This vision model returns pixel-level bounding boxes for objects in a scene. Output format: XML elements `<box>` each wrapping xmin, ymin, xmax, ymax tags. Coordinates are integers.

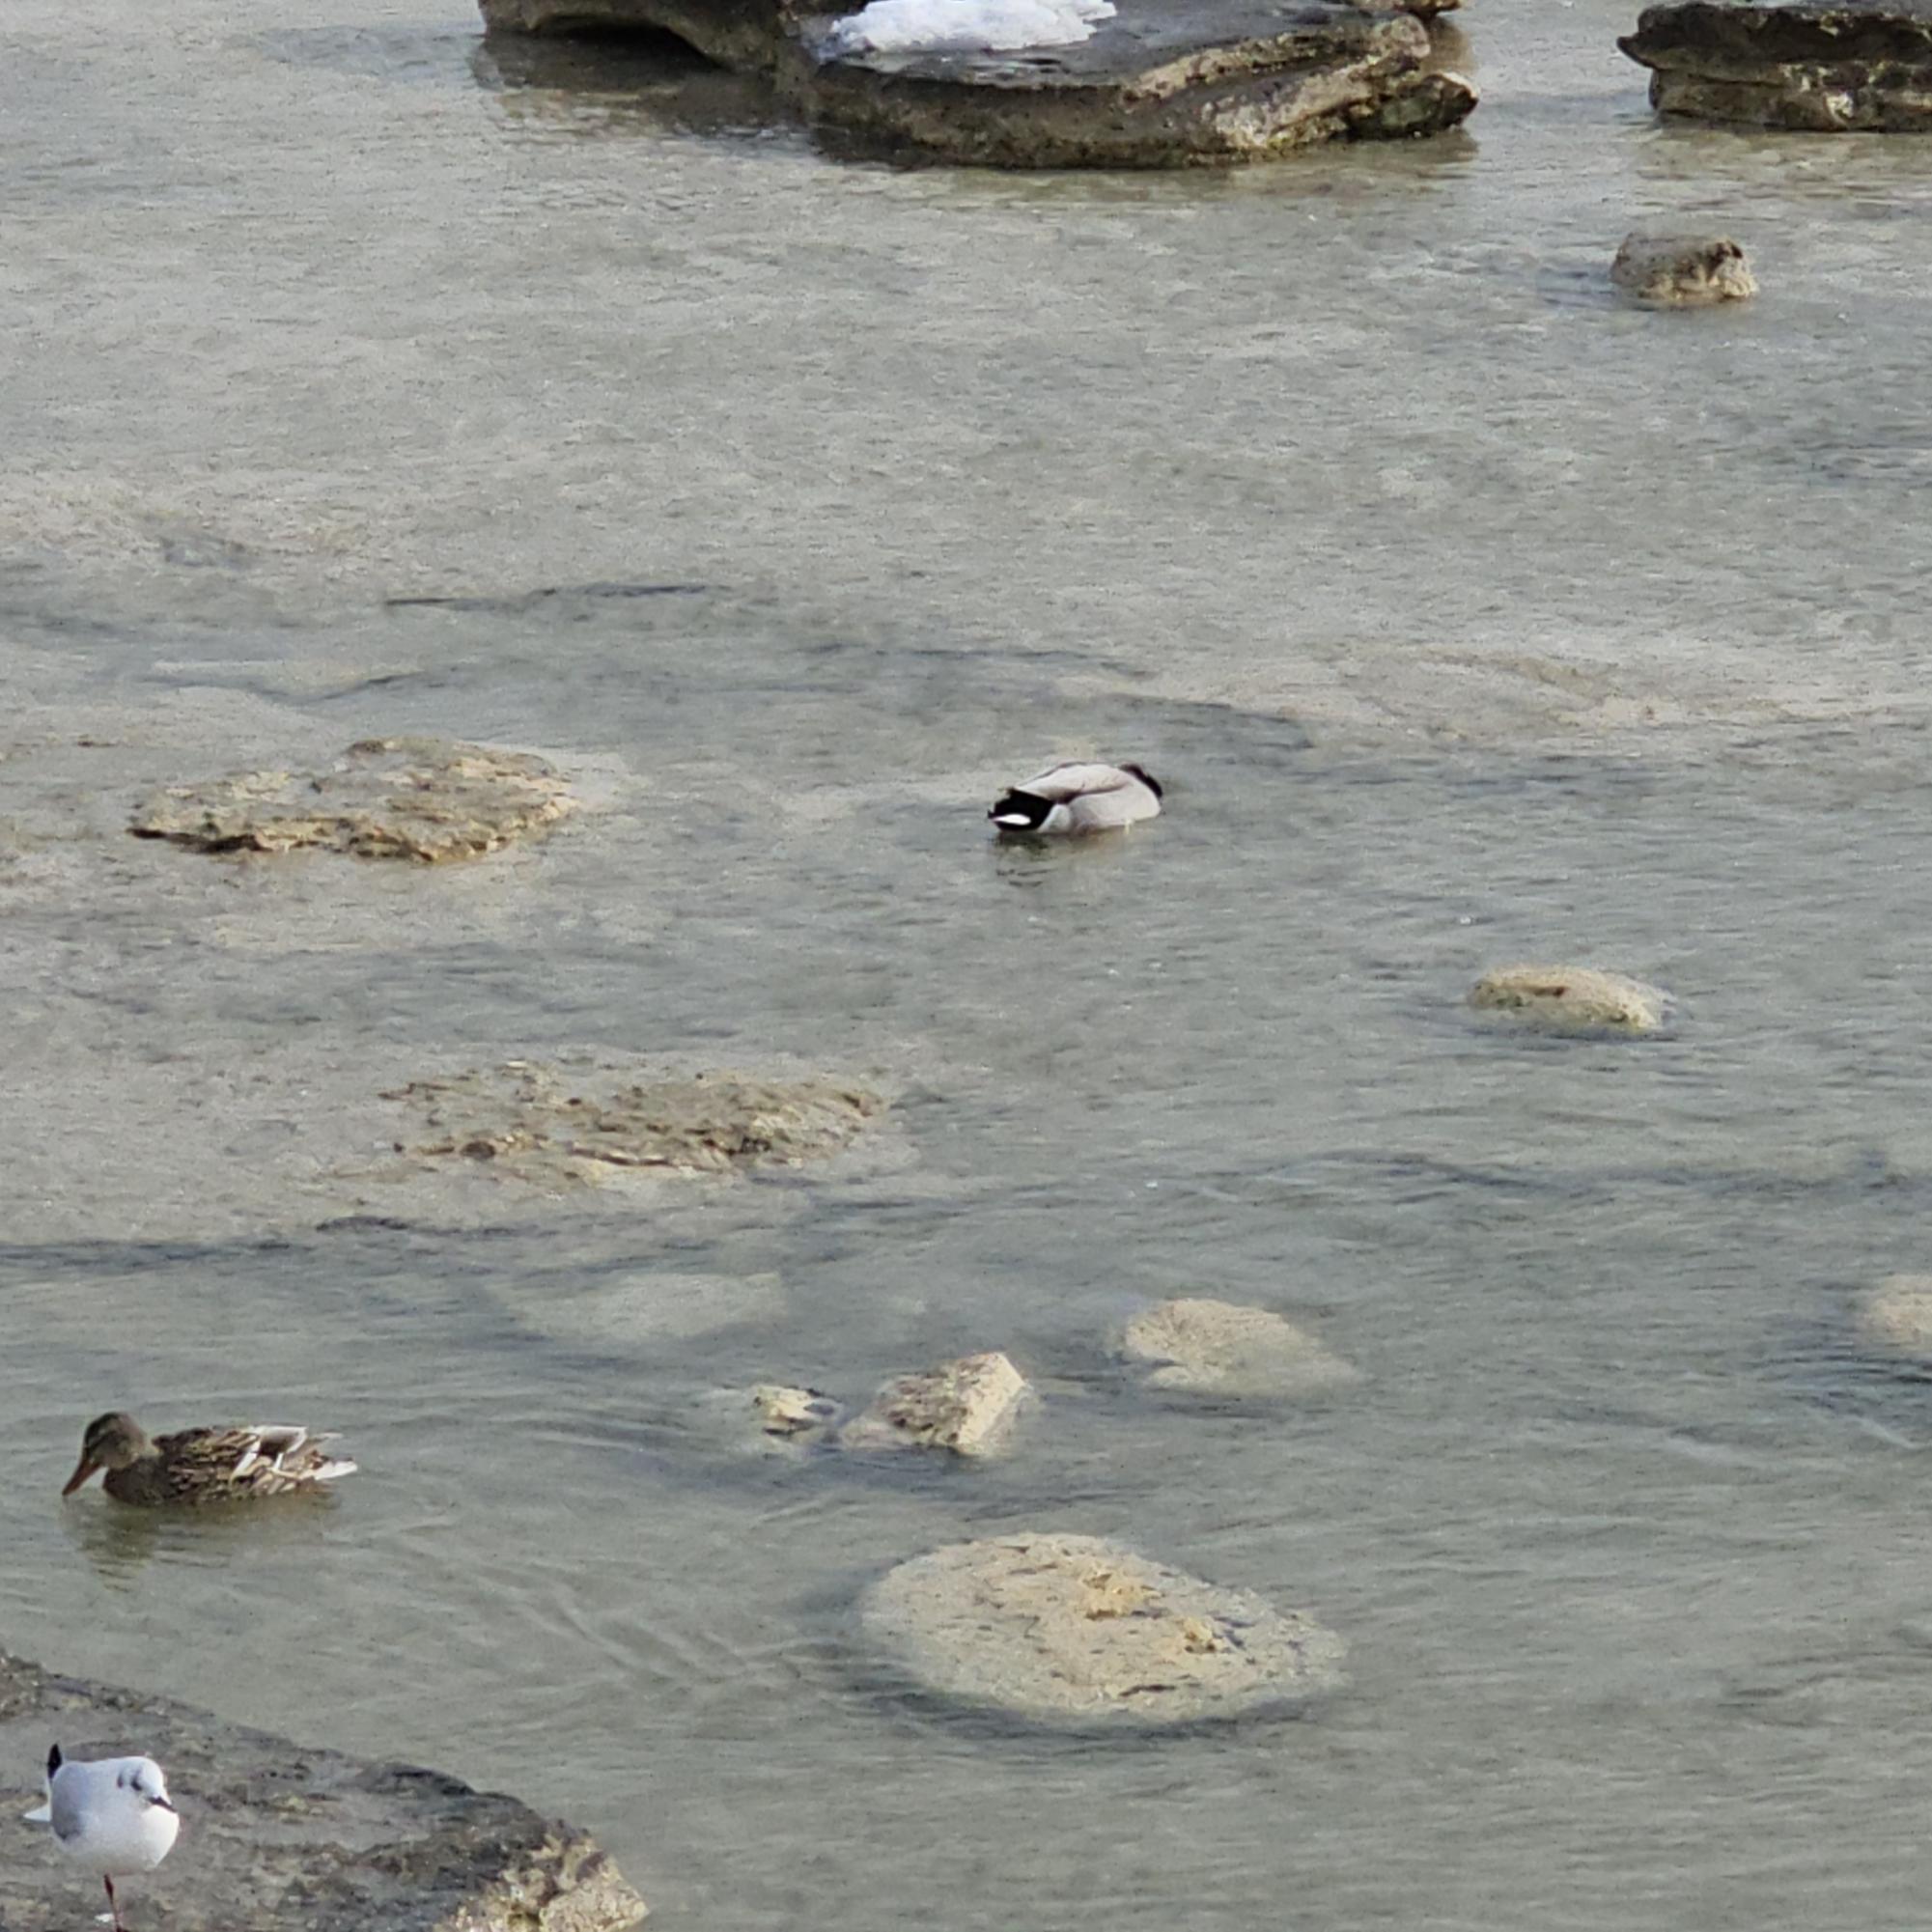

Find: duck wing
<box><xmin>1015</xmin><ymin>762</ymin><xmax>1135</xmax><ymax>801</ymax></box>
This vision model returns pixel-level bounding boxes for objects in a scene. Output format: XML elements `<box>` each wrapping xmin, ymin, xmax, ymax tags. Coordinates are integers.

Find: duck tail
<box><xmin>989</xmin><ymin>789</ymin><xmax>1051</xmax><ymax>829</ymax></box>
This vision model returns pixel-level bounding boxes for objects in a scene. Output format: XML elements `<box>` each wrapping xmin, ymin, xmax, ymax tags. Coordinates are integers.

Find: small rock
<box><xmin>840</xmin><ymin>1351</ymin><xmax>1028</xmax><ymax>1456</ymax></box>
<box><xmin>1469</xmin><ymin>963</ymin><xmax>1672</xmax><ymax>1035</ymax></box>
<box><xmin>1854</xmin><ymin>1274</ymin><xmax>1932</xmax><ymax>1356</ymax></box>
<box><xmin>1611</xmin><ymin>231</ymin><xmax>1756</xmax><ymax>306</ymax></box>
<box><xmin>1120</xmin><ymin>1297</ymin><xmax>1361</xmax><ymax>1398</ymax></box>
<box><xmin>129</xmin><ymin>737</ymin><xmax>575</xmax><ymax>861</ymax></box>
<box><xmin>857</xmin><ymin>1531</ymin><xmax>1346</xmax><ymax>1728</ymax></box>
<box><xmin>749</xmin><ymin>1383</ymin><xmax>846</xmax><ymax>1438</ymax></box>
<box><xmin>381</xmin><ymin>1061</ymin><xmax>885</xmax><ymax>1185</ymax></box>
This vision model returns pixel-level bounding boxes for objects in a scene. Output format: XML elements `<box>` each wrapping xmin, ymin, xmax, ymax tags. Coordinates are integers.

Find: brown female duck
<box><xmin>61</xmin><ymin>1412</ymin><xmax>357</xmax><ymax>1505</ymax></box>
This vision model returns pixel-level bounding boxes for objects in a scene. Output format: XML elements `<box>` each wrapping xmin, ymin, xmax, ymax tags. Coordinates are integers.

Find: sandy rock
<box><xmin>1469</xmin><ymin>964</ymin><xmax>1672</xmax><ymax>1035</ymax></box>
<box><xmin>1612</xmin><ymin>231</ymin><xmax>1757</xmax><ymax>305</ymax></box>
<box><xmin>839</xmin><ymin>1351</ymin><xmax>1028</xmax><ymax>1456</ymax></box>
<box><xmin>1120</xmin><ymin>1297</ymin><xmax>1361</xmax><ymax>1398</ymax></box>
<box><xmin>0</xmin><ymin>1648</ymin><xmax>646</xmax><ymax>1931</ymax></box>
<box><xmin>128</xmin><ymin>737</ymin><xmax>574</xmax><ymax>861</ymax></box>
<box><xmin>478</xmin><ymin>0</ymin><xmax>1476</xmax><ymax>167</ymax></box>
<box><xmin>858</xmin><ymin>1531</ymin><xmax>1346</xmax><ymax>1727</ymax></box>
<box><xmin>749</xmin><ymin>1383</ymin><xmax>847</xmax><ymax>1436</ymax></box>
<box><xmin>1854</xmin><ymin>1274</ymin><xmax>1932</xmax><ymax>1356</ymax></box>
<box><xmin>1620</xmin><ymin>0</ymin><xmax>1932</xmax><ymax>130</ymax></box>
<box><xmin>380</xmin><ymin>1060</ymin><xmax>885</xmax><ymax>1185</ymax></box>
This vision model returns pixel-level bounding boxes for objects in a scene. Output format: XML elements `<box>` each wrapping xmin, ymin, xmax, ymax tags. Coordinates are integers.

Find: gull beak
<box><xmin>152</xmin><ymin>1796</ymin><xmax>178</xmax><ymax>1813</ymax></box>
<box><xmin>60</xmin><ymin>1457</ymin><xmax>98</xmax><ymax>1498</ymax></box>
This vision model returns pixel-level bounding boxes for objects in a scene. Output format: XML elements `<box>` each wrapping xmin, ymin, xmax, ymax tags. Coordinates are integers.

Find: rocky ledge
<box><xmin>0</xmin><ymin>1648</ymin><xmax>647</xmax><ymax>1931</ymax></box>
<box><xmin>478</xmin><ymin>0</ymin><xmax>1475</xmax><ymax>166</ymax></box>
<box><xmin>1620</xmin><ymin>0</ymin><xmax>1932</xmax><ymax>130</ymax></box>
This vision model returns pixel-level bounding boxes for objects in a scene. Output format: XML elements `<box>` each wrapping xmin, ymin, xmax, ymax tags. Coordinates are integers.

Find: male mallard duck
<box><xmin>61</xmin><ymin>1412</ymin><xmax>356</xmax><ymax>1505</ymax></box>
<box><xmin>988</xmin><ymin>761</ymin><xmax>1163</xmax><ymax>836</ymax></box>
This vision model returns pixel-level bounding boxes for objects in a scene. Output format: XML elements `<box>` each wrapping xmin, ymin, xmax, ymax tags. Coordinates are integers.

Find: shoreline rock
<box><xmin>1469</xmin><ymin>964</ymin><xmax>1673</xmax><ymax>1036</ymax></box>
<box><xmin>1611</xmin><ymin>231</ymin><xmax>1757</xmax><ymax>306</ymax></box>
<box><xmin>477</xmin><ymin>0</ymin><xmax>1477</xmax><ymax>166</ymax></box>
<box><xmin>1620</xmin><ymin>0</ymin><xmax>1932</xmax><ymax>131</ymax></box>
<box><xmin>129</xmin><ymin>738</ymin><xmax>575</xmax><ymax>862</ymax></box>
<box><xmin>839</xmin><ymin>1351</ymin><xmax>1029</xmax><ymax>1455</ymax></box>
<box><xmin>0</xmin><ymin>1647</ymin><xmax>647</xmax><ymax>1931</ymax></box>
<box><xmin>1120</xmin><ymin>1298</ymin><xmax>1362</xmax><ymax>1399</ymax></box>
<box><xmin>857</xmin><ymin>1531</ymin><xmax>1347</xmax><ymax>1727</ymax></box>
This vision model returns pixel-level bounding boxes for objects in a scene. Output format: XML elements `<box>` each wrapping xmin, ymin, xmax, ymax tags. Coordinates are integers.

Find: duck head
<box><xmin>62</xmin><ymin>1414</ymin><xmax>154</xmax><ymax>1496</ymax></box>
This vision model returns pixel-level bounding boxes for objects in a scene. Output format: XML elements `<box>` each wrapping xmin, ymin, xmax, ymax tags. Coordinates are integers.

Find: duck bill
<box><xmin>60</xmin><ymin>1456</ymin><xmax>98</xmax><ymax>1497</ymax></box>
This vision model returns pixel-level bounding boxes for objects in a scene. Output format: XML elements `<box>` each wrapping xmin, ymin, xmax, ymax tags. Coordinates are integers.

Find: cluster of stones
<box><xmin>479</xmin><ymin>0</ymin><xmax>1476</xmax><ymax>166</ymax></box>
<box><xmin>1620</xmin><ymin>0</ymin><xmax>1932</xmax><ymax>131</ymax></box>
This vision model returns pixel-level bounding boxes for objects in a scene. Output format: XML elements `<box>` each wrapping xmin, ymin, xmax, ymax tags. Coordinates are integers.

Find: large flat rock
<box><xmin>0</xmin><ymin>1650</ymin><xmax>647</xmax><ymax>1931</ymax></box>
<box><xmin>1621</xmin><ymin>0</ymin><xmax>1932</xmax><ymax>127</ymax></box>
<box><xmin>477</xmin><ymin>0</ymin><xmax>1475</xmax><ymax>164</ymax></box>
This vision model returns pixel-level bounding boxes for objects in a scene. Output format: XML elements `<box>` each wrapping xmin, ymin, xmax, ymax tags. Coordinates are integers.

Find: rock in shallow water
<box><xmin>1469</xmin><ymin>964</ymin><xmax>1673</xmax><ymax>1035</ymax></box>
<box><xmin>1120</xmin><ymin>1298</ymin><xmax>1361</xmax><ymax>1398</ymax></box>
<box><xmin>839</xmin><ymin>1351</ymin><xmax>1029</xmax><ymax>1455</ymax></box>
<box><xmin>1620</xmin><ymin>0</ymin><xmax>1932</xmax><ymax>130</ymax></box>
<box><xmin>1612</xmin><ymin>230</ymin><xmax>1757</xmax><ymax>305</ymax></box>
<box><xmin>129</xmin><ymin>738</ymin><xmax>575</xmax><ymax>862</ymax></box>
<box><xmin>858</xmin><ymin>1532</ymin><xmax>1347</xmax><ymax>1727</ymax></box>
<box><xmin>380</xmin><ymin>1061</ymin><xmax>885</xmax><ymax>1184</ymax></box>
<box><xmin>1854</xmin><ymin>1274</ymin><xmax>1932</xmax><ymax>1356</ymax></box>
<box><xmin>0</xmin><ymin>1648</ymin><xmax>647</xmax><ymax>1931</ymax></box>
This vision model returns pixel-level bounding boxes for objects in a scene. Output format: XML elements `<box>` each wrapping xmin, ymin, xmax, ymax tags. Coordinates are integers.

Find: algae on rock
<box><xmin>129</xmin><ymin>737</ymin><xmax>574</xmax><ymax>862</ymax></box>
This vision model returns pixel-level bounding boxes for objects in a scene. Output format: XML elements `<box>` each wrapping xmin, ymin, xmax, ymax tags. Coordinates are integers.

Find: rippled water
<box><xmin>7</xmin><ymin>0</ymin><xmax>1932</xmax><ymax>1923</ymax></box>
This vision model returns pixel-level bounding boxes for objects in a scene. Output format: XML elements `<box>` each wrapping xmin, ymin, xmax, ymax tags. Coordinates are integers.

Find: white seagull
<box><xmin>988</xmin><ymin>760</ymin><xmax>1164</xmax><ymax>836</ymax></box>
<box><xmin>23</xmin><ymin>1745</ymin><xmax>180</xmax><ymax>1930</ymax></box>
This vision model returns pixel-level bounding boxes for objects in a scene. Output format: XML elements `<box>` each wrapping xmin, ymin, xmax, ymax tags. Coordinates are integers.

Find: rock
<box><xmin>1619</xmin><ymin>0</ymin><xmax>1932</xmax><ymax>130</ymax></box>
<box><xmin>1119</xmin><ymin>1297</ymin><xmax>1361</xmax><ymax>1398</ymax></box>
<box><xmin>0</xmin><ymin>1647</ymin><xmax>646</xmax><ymax>1932</ymax></box>
<box><xmin>1468</xmin><ymin>964</ymin><xmax>1673</xmax><ymax>1035</ymax></box>
<box><xmin>477</xmin><ymin>0</ymin><xmax>1477</xmax><ymax>167</ymax></box>
<box><xmin>857</xmin><ymin>1531</ymin><xmax>1346</xmax><ymax>1727</ymax></box>
<box><xmin>748</xmin><ymin>1383</ymin><xmax>846</xmax><ymax>1437</ymax></box>
<box><xmin>128</xmin><ymin>737</ymin><xmax>575</xmax><ymax>862</ymax></box>
<box><xmin>1854</xmin><ymin>1274</ymin><xmax>1932</xmax><ymax>1356</ymax></box>
<box><xmin>839</xmin><ymin>1351</ymin><xmax>1028</xmax><ymax>1455</ymax></box>
<box><xmin>1611</xmin><ymin>230</ymin><xmax>1757</xmax><ymax>305</ymax></box>
<box><xmin>380</xmin><ymin>1061</ymin><xmax>885</xmax><ymax>1185</ymax></box>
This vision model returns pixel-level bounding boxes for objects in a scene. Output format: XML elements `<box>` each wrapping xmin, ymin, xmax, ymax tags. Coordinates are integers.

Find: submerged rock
<box><xmin>1469</xmin><ymin>964</ymin><xmax>1673</xmax><ymax>1035</ymax></box>
<box><xmin>380</xmin><ymin>1061</ymin><xmax>885</xmax><ymax>1185</ymax></box>
<box><xmin>0</xmin><ymin>1647</ymin><xmax>647</xmax><ymax>1931</ymax></box>
<box><xmin>748</xmin><ymin>1383</ymin><xmax>847</xmax><ymax>1437</ymax></box>
<box><xmin>478</xmin><ymin>0</ymin><xmax>1475</xmax><ymax>166</ymax></box>
<box><xmin>129</xmin><ymin>738</ymin><xmax>574</xmax><ymax>862</ymax></box>
<box><xmin>858</xmin><ymin>1531</ymin><xmax>1346</xmax><ymax>1727</ymax></box>
<box><xmin>1120</xmin><ymin>1298</ymin><xmax>1361</xmax><ymax>1398</ymax></box>
<box><xmin>1854</xmin><ymin>1274</ymin><xmax>1932</xmax><ymax>1356</ymax></box>
<box><xmin>1620</xmin><ymin>0</ymin><xmax>1932</xmax><ymax>130</ymax></box>
<box><xmin>840</xmin><ymin>1351</ymin><xmax>1029</xmax><ymax>1455</ymax></box>
<box><xmin>1612</xmin><ymin>230</ymin><xmax>1757</xmax><ymax>305</ymax></box>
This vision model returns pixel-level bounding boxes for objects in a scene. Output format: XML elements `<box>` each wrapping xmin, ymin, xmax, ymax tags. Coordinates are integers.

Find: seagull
<box><xmin>988</xmin><ymin>761</ymin><xmax>1164</xmax><ymax>836</ymax></box>
<box><xmin>61</xmin><ymin>1412</ymin><xmax>357</xmax><ymax>1505</ymax></box>
<box><xmin>23</xmin><ymin>1744</ymin><xmax>180</xmax><ymax>1930</ymax></box>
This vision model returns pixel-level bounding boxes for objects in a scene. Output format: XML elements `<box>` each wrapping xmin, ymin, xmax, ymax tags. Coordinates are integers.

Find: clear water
<box><xmin>7</xmin><ymin>0</ymin><xmax>1932</xmax><ymax>1924</ymax></box>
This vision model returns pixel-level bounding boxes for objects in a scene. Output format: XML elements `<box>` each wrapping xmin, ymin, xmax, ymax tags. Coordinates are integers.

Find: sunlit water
<box><xmin>6</xmin><ymin>0</ymin><xmax>1932</xmax><ymax>1923</ymax></box>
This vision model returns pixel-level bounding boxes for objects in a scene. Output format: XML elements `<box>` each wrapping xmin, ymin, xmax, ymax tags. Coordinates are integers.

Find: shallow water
<box><xmin>7</xmin><ymin>0</ymin><xmax>1932</xmax><ymax>1923</ymax></box>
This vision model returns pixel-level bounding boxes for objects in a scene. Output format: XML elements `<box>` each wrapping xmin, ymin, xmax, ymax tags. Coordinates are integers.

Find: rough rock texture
<box><xmin>748</xmin><ymin>1383</ymin><xmax>846</xmax><ymax>1437</ymax></box>
<box><xmin>1469</xmin><ymin>964</ymin><xmax>1673</xmax><ymax>1035</ymax></box>
<box><xmin>129</xmin><ymin>738</ymin><xmax>574</xmax><ymax>862</ymax></box>
<box><xmin>1611</xmin><ymin>230</ymin><xmax>1758</xmax><ymax>305</ymax></box>
<box><xmin>478</xmin><ymin>0</ymin><xmax>1476</xmax><ymax>166</ymax></box>
<box><xmin>1854</xmin><ymin>1274</ymin><xmax>1932</xmax><ymax>1355</ymax></box>
<box><xmin>839</xmin><ymin>1351</ymin><xmax>1029</xmax><ymax>1455</ymax></box>
<box><xmin>0</xmin><ymin>1649</ymin><xmax>646</xmax><ymax>1932</ymax></box>
<box><xmin>380</xmin><ymin>1061</ymin><xmax>885</xmax><ymax>1184</ymax></box>
<box><xmin>858</xmin><ymin>1532</ymin><xmax>1346</xmax><ymax>1727</ymax></box>
<box><xmin>1120</xmin><ymin>1298</ymin><xmax>1361</xmax><ymax>1398</ymax></box>
<box><xmin>1620</xmin><ymin>0</ymin><xmax>1932</xmax><ymax>129</ymax></box>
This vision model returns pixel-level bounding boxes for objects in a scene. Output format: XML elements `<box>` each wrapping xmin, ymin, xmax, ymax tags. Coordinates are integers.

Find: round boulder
<box><xmin>1469</xmin><ymin>964</ymin><xmax>1672</xmax><ymax>1035</ymax></box>
<box><xmin>858</xmin><ymin>1531</ymin><xmax>1346</xmax><ymax>1728</ymax></box>
<box><xmin>1611</xmin><ymin>231</ymin><xmax>1756</xmax><ymax>306</ymax></box>
<box><xmin>1120</xmin><ymin>1298</ymin><xmax>1361</xmax><ymax>1399</ymax></box>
